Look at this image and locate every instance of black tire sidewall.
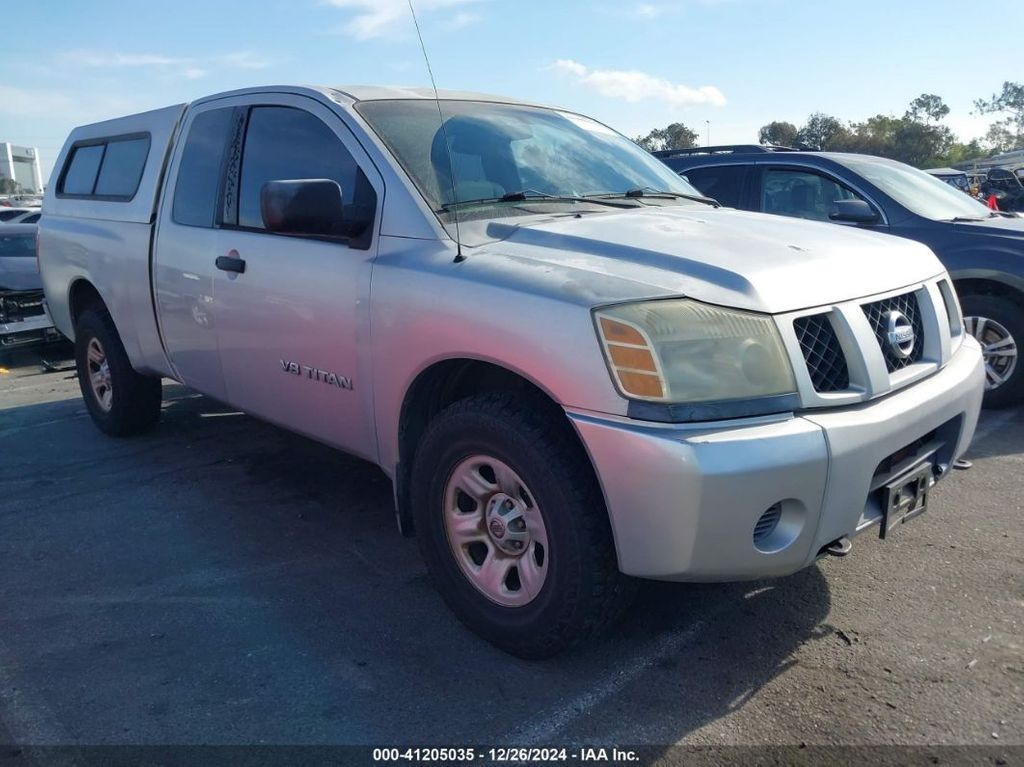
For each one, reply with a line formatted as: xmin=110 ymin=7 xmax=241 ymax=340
xmin=960 ymin=294 xmax=1024 ymax=408
xmin=411 ymin=402 xmax=605 ymax=656
xmin=74 ymin=308 xmax=157 ymax=435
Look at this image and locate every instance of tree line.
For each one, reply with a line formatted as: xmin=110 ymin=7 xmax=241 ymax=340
xmin=634 ymin=81 xmax=1024 ymax=169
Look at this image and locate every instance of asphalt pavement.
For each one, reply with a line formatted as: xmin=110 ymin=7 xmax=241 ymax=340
xmin=0 ymin=343 xmax=1021 ymax=751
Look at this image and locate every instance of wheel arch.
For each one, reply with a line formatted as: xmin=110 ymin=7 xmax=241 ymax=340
xmin=951 ymin=271 xmax=1024 ymax=306
xmin=68 ymin=278 xmax=109 ymax=325
xmin=393 ymin=357 xmax=597 ymax=537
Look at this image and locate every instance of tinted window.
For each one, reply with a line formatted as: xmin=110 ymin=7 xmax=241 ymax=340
xmin=238 ymin=106 xmax=372 ymax=235
xmin=94 ymin=137 xmax=150 ymax=197
xmin=0 ymin=232 xmax=35 ymax=258
xmin=0 ymin=209 xmax=25 ymax=221
xmin=61 ymin=144 xmax=105 ymax=195
xmin=683 ymin=165 xmax=748 ymax=208
xmin=173 ymin=108 xmax=236 ymax=228
xmin=21 ymin=213 xmax=40 ymax=223
xmin=762 ymin=168 xmax=864 ymax=221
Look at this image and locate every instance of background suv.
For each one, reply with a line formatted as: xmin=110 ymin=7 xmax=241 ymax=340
xmin=657 ymin=145 xmax=1024 ymax=407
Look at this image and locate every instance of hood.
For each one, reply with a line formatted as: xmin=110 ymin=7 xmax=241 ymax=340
xmin=952 ymin=214 xmax=1024 ymax=242
xmin=0 ymin=256 xmax=43 ymax=292
xmin=477 ymin=207 xmax=944 ymax=314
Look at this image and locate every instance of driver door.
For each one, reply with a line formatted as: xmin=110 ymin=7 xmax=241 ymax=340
xmin=212 ymin=94 xmax=383 ymax=460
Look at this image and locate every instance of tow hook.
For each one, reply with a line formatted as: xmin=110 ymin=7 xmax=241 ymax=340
xmin=820 ymin=536 xmax=852 ymax=558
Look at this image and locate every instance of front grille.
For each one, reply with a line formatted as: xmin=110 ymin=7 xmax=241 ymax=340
xmin=0 ymin=291 xmax=45 ymax=323
xmin=862 ymin=291 xmax=924 ymax=372
xmin=794 ymin=313 xmax=850 ymax=392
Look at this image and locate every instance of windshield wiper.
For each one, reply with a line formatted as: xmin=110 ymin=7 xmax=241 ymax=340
xmin=588 ymin=187 xmax=721 ymax=208
xmin=438 ymin=190 xmax=637 ymax=212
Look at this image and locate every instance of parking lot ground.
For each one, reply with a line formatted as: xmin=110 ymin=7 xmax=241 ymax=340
xmin=0 ymin=346 xmax=1021 ymax=749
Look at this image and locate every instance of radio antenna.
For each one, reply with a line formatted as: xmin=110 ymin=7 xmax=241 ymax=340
xmin=407 ymin=0 xmax=464 ymax=262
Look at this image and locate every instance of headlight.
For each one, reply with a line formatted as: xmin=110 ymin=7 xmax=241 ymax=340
xmin=594 ymin=299 xmax=796 ymax=404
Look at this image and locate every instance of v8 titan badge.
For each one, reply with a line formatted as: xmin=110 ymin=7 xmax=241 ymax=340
xmin=280 ymin=359 xmax=353 ymax=390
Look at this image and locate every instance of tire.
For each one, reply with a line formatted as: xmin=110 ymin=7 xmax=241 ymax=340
xmin=74 ymin=307 xmax=162 ymax=436
xmin=410 ymin=392 xmax=636 ymax=659
xmin=960 ymin=294 xmax=1024 ymax=409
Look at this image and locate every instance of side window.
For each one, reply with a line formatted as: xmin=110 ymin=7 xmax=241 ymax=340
xmin=681 ymin=166 xmax=747 ymax=208
xmin=61 ymin=144 xmax=105 ymax=195
xmin=22 ymin=213 xmax=40 ymax=224
xmin=60 ymin=137 xmax=150 ymax=198
xmin=172 ymin=108 xmax=236 ymax=228
xmin=762 ymin=168 xmax=864 ymax=221
xmin=237 ymin=106 xmax=374 ymax=238
xmin=94 ymin=137 xmax=150 ymax=197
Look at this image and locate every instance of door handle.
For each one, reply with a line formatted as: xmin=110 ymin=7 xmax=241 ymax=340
xmin=215 ymin=252 xmax=246 ymax=274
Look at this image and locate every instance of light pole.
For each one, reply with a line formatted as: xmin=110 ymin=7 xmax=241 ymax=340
xmin=705 ymin=120 xmax=711 ymax=147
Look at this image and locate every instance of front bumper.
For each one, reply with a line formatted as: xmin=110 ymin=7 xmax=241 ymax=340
xmin=569 ymin=338 xmax=984 ymax=580
xmin=1 ymin=313 xmax=61 ymax=349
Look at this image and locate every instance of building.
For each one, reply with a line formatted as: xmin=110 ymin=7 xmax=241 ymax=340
xmin=0 ymin=143 xmax=44 ymax=193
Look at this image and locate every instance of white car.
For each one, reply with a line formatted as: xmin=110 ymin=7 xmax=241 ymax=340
xmin=0 ymin=207 xmax=42 ymax=225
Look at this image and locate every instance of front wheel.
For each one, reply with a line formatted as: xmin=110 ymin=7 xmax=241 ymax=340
xmin=960 ymin=294 xmax=1023 ymax=408
xmin=410 ymin=392 xmax=636 ymax=658
xmin=74 ymin=307 xmax=162 ymax=436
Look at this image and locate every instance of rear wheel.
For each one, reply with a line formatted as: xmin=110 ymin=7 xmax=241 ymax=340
xmin=960 ymin=294 xmax=1023 ymax=408
xmin=411 ymin=392 xmax=636 ymax=658
xmin=74 ymin=307 xmax=162 ymax=436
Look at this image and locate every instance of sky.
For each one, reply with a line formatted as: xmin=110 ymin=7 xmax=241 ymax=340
xmin=2 ymin=0 xmax=1021 ymax=181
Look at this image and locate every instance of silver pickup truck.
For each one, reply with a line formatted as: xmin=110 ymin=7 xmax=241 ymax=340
xmin=39 ymin=86 xmax=984 ymax=657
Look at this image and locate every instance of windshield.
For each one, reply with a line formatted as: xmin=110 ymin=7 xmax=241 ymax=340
xmin=839 ymin=156 xmax=993 ymax=221
xmin=939 ymin=174 xmax=970 ymax=192
xmin=0 ymin=232 xmax=35 ymax=258
xmin=356 ymin=99 xmax=703 ymax=229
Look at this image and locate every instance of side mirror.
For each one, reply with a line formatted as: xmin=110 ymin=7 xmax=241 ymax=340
xmin=260 ymin=179 xmax=345 ymax=237
xmin=829 ymin=198 xmax=880 ymax=224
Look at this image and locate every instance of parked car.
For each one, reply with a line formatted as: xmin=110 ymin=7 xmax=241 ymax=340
xmin=979 ymin=167 xmax=1024 ymax=212
xmin=0 ymin=224 xmax=61 ymax=352
xmin=659 ymin=145 xmax=1024 ymax=406
xmin=925 ymin=167 xmax=971 ymax=194
xmin=39 ymin=87 xmax=983 ymax=657
xmin=0 ymin=207 xmax=41 ymax=224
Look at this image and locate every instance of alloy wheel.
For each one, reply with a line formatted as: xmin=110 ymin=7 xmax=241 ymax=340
xmin=965 ymin=315 xmax=1018 ymax=390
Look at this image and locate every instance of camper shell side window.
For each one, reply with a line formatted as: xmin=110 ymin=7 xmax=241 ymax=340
xmin=57 ymin=134 xmax=151 ymax=202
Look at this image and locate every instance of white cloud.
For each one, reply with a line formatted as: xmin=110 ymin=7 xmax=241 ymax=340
xmin=61 ymin=50 xmax=191 ymax=68
xmin=635 ymin=3 xmax=667 ymax=18
xmin=56 ymin=49 xmax=272 ymax=80
xmin=0 ymin=86 xmax=75 ymax=117
xmin=323 ymin=0 xmax=483 ymax=40
xmin=553 ymin=59 xmax=726 ymax=108
xmin=219 ymin=51 xmax=271 ymax=70
xmin=0 ymin=85 xmax=153 ymax=133
xmin=448 ymin=11 xmax=481 ymax=29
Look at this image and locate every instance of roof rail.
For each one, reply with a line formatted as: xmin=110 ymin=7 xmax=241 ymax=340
xmin=651 ymin=144 xmax=803 ymax=158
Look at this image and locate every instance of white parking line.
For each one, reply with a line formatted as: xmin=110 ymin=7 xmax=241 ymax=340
xmin=507 ymin=620 xmax=708 ymax=746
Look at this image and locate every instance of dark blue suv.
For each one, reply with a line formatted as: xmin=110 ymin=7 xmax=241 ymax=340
xmin=657 ymin=146 xmax=1024 ymax=407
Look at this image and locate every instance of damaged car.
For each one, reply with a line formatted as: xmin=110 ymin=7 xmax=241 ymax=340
xmin=0 ymin=224 xmax=62 ymax=353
